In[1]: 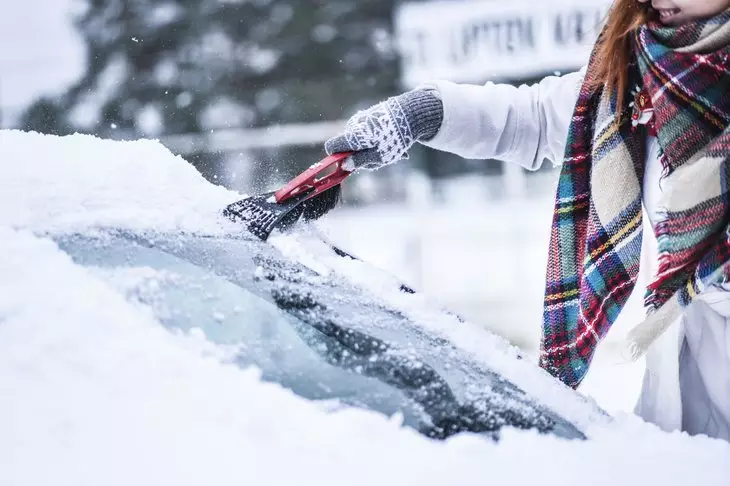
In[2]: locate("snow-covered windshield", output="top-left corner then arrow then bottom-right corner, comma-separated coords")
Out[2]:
55,230 -> 584,440
55,232 -> 425,424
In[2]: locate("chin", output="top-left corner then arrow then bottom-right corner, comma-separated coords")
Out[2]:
660,15 -> 690,26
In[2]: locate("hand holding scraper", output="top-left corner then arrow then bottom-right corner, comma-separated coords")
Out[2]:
224,87 -> 443,241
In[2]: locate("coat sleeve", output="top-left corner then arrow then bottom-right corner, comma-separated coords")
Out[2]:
418,69 -> 584,171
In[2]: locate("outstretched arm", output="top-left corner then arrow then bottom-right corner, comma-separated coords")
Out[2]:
419,69 -> 584,170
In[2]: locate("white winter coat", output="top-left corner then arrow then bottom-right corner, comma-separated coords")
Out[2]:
420,72 -> 730,441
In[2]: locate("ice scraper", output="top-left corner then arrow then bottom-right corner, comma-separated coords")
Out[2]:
223,151 -> 353,241
223,152 -> 457,301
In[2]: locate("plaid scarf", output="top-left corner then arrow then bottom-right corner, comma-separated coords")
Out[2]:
540,11 -> 730,388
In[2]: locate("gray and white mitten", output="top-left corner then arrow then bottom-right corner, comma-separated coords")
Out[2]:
325,89 -> 443,171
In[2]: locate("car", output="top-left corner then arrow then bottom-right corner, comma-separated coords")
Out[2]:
55,227 -> 597,441
1,129 -> 607,446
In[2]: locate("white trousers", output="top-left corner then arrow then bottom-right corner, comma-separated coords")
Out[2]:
635,289 -> 730,440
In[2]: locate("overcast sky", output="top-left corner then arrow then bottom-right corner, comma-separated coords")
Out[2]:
0,0 -> 85,126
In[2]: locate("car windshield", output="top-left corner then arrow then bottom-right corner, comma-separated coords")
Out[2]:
56,230 -> 584,440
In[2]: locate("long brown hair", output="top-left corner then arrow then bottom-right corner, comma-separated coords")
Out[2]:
588,0 -> 653,108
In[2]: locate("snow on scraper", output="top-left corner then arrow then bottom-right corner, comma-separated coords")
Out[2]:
223,152 -> 354,241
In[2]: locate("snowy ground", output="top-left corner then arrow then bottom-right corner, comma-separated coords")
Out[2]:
1,130 -> 729,485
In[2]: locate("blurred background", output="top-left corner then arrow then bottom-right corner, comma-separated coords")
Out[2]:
2,0 -> 644,410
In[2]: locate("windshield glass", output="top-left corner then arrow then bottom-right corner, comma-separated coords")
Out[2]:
55,232 -> 427,424
56,231 -> 585,440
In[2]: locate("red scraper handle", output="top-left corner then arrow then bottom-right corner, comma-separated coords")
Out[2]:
274,152 -> 353,203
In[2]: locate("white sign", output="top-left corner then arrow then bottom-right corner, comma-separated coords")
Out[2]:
395,0 -> 612,87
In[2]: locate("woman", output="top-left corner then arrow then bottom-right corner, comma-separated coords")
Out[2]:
325,0 -> 730,440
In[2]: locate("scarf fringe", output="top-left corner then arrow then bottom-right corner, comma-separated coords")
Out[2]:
646,251 -> 693,292
648,210 -> 680,293
623,294 -> 682,360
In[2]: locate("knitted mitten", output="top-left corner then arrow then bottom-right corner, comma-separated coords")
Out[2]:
325,89 -> 443,171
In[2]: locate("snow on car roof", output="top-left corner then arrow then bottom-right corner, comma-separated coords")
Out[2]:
0,130 -> 237,235
1,130 -> 728,485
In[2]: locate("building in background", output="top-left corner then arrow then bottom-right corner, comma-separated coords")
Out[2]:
390,0 -> 612,202
396,0 -> 610,87
1,0 -> 610,199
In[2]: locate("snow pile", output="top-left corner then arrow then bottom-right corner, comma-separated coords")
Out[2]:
1,130 -> 729,485
0,130 -> 236,234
